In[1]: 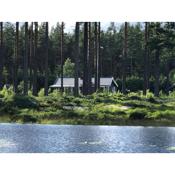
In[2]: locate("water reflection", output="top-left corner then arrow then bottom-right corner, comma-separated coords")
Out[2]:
0,124 -> 174,153
0,139 -> 16,148
138,127 -> 175,152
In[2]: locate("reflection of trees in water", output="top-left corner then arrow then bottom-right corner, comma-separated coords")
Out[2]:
4,125 -> 175,153
138,127 -> 175,148
12,125 -> 103,153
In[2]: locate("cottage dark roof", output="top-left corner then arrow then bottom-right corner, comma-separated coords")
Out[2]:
50,77 -> 118,88
91,77 -> 118,87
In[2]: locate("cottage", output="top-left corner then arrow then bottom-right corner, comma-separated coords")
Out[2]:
50,77 -> 118,93
91,78 -> 118,92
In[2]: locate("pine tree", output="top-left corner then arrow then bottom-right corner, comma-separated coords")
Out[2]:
29,22 -> 34,90
0,22 -> 4,89
88,22 -> 93,94
154,47 -> 160,97
74,22 -> 80,96
32,22 -> 38,96
94,22 -> 99,92
23,22 -> 29,95
13,22 -> 19,93
83,22 -> 89,95
44,22 -> 49,96
122,22 -> 127,94
143,22 -> 149,95
60,22 -> 64,93
98,22 -> 101,89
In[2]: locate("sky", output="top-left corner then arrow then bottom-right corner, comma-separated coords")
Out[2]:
50,22 -> 111,33
17,22 -> 136,33
50,22 -> 137,33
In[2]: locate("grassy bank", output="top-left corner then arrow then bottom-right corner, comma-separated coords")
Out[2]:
1,87 -> 175,126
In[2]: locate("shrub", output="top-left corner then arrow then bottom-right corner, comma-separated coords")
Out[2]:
147,97 -> 157,103
129,109 -> 148,120
87,112 -> 98,120
38,88 -> 45,97
20,114 -> 37,123
116,77 -> 143,92
72,97 -> 84,106
128,92 -> 142,100
169,91 -> 175,98
151,110 -> 175,120
13,95 -> 39,109
65,110 -> 80,118
0,85 -> 14,98
49,89 -> 61,98
145,91 -> 154,98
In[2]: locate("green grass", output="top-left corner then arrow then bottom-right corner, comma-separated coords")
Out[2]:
1,88 -> 175,126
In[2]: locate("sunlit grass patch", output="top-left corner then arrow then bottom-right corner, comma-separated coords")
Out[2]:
150,110 -> 175,120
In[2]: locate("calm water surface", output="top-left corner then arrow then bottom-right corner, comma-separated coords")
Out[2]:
0,124 -> 175,153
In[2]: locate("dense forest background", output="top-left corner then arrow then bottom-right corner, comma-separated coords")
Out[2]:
1,22 -> 175,97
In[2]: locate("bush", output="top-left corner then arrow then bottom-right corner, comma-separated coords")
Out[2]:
129,109 -> 148,120
72,98 -> 84,106
151,110 -> 175,120
147,97 -> 157,103
65,110 -> 80,118
87,112 -> 98,120
128,92 -> 142,100
20,114 -> 37,123
169,91 -> 175,98
13,95 -> 39,109
0,85 -> 14,98
38,88 -> 45,97
116,77 -> 143,92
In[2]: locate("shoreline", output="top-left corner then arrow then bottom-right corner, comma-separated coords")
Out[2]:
1,116 -> 175,127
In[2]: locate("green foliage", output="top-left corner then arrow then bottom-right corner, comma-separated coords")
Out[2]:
127,92 -> 142,100
63,58 -> 75,77
20,114 -> 37,123
13,95 -> 39,109
1,86 -> 175,125
38,88 -> 45,97
150,110 -> 175,120
1,22 -> 175,94
0,86 -> 14,98
169,90 -> 175,98
116,77 -> 143,92
129,109 -> 148,120
54,65 -> 61,76
17,81 -> 24,94
146,90 -> 154,98
2,67 -> 8,84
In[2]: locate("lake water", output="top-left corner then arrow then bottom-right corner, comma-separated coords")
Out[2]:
0,124 -> 175,153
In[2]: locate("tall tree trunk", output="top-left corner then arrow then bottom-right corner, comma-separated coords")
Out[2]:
13,22 -> 19,93
24,22 -> 29,95
88,22 -> 93,94
147,22 -> 150,90
74,22 -> 80,96
44,22 -> 49,96
94,22 -> 99,92
154,49 -> 160,97
29,22 -> 33,90
97,22 -> 101,89
143,22 -> 149,95
60,22 -> 64,93
83,22 -> 89,95
0,22 -> 4,89
165,60 -> 170,94
122,22 -> 127,94
33,22 -> 38,96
